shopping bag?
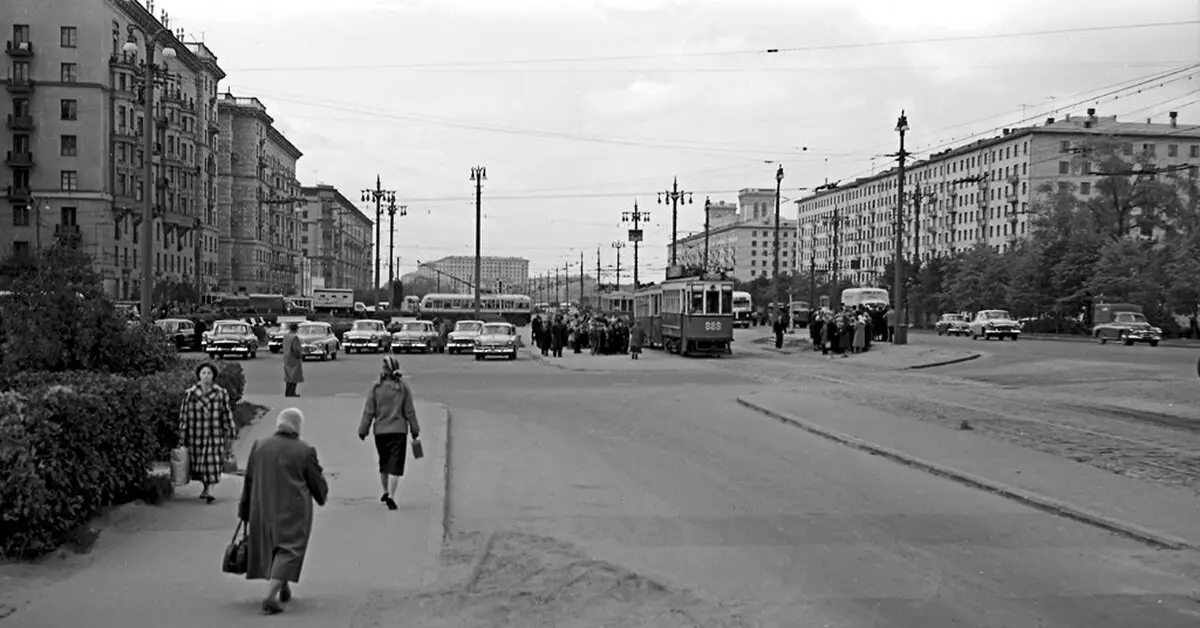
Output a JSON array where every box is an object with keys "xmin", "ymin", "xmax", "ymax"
[
  {"xmin": 411, "ymin": 437, "xmax": 424, "ymax": 460},
  {"xmin": 222, "ymin": 451, "xmax": 238, "ymax": 474},
  {"xmin": 170, "ymin": 447, "xmax": 190, "ymax": 486},
  {"xmin": 222, "ymin": 521, "xmax": 249, "ymax": 575}
]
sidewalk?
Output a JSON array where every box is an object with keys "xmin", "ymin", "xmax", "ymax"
[
  {"xmin": 908, "ymin": 327, "xmax": 1200, "ymax": 350},
  {"xmin": 6, "ymin": 394, "xmax": 448, "ymax": 627},
  {"xmin": 741, "ymin": 332, "xmax": 980, "ymax": 370},
  {"xmin": 737, "ymin": 390, "xmax": 1200, "ymax": 550}
]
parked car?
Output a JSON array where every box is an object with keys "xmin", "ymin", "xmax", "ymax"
[
  {"xmin": 343, "ymin": 319, "xmax": 392, "ymax": 353},
  {"xmin": 447, "ymin": 320, "xmax": 485, "ymax": 354},
  {"xmin": 391, "ymin": 320, "xmax": 438, "ymax": 354},
  {"xmin": 473, "ymin": 322, "xmax": 519, "ymax": 361},
  {"xmin": 205, "ymin": 320, "xmax": 259, "ymax": 359},
  {"xmin": 935, "ymin": 313, "xmax": 970, "ymax": 337},
  {"xmin": 267, "ymin": 316, "xmax": 310, "ymax": 353},
  {"xmin": 155, "ymin": 318, "xmax": 199, "ymax": 351},
  {"xmin": 297, "ymin": 322, "xmax": 340, "ymax": 360},
  {"xmin": 968, "ymin": 309, "xmax": 1021, "ymax": 341},
  {"xmin": 1093, "ymin": 307, "xmax": 1162, "ymax": 346}
]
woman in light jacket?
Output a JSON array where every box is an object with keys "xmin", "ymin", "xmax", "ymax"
[{"xmin": 359, "ymin": 356, "xmax": 421, "ymax": 510}]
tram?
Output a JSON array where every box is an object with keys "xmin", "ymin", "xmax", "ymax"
[
  {"xmin": 596, "ymin": 290, "xmax": 634, "ymax": 316},
  {"xmin": 417, "ymin": 293, "xmax": 532, "ymax": 325},
  {"xmin": 634, "ymin": 273, "xmax": 734, "ymax": 356}
]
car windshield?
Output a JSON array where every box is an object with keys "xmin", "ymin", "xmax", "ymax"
[
  {"xmin": 400, "ymin": 322, "xmax": 429, "ymax": 332},
  {"xmin": 946, "ymin": 315, "xmax": 965, "ymax": 321},
  {"xmin": 482, "ymin": 324, "xmax": 511, "ymax": 335},
  {"xmin": 980, "ymin": 310, "xmax": 1011, "ymax": 320},
  {"xmin": 213, "ymin": 323, "xmax": 248, "ymax": 335},
  {"xmin": 455, "ymin": 322, "xmax": 482, "ymax": 332},
  {"xmin": 1115, "ymin": 313, "xmax": 1148, "ymax": 323},
  {"xmin": 352, "ymin": 321, "xmax": 381, "ymax": 331},
  {"xmin": 298, "ymin": 324, "xmax": 327, "ymax": 336}
]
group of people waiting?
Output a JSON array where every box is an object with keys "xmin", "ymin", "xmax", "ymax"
[
  {"xmin": 807, "ymin": 304, "xmax": 897, "ymax": 355},
  {"xmin": 530, "ymin": 312, "xmax": 645, "ymax": 359}
]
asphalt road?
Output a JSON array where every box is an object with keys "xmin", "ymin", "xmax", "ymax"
[{"xmin": 236, "ymin": 348, "xmax": 1200, "ymax": 627}]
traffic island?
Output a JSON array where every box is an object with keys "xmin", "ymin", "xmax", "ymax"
[
  {"xmin": 736, "ymin": 390, "xmax": 1200, "ymax": 551},
  {"xmin": 745, "ymin": 334, "xmax": 980, "ymax": 369}
]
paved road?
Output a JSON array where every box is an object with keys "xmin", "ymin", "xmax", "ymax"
[{"xmin": 236, "ymin": 347, "xmax": 1200, "ymax": 626}]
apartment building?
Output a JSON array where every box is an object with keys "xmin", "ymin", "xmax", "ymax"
[
  {"xmin": 793, "ymin": 109, "xmax": 1200, "ymax": 287},
  {"xmin": 298, "ymin": 183, "xmax": 373, "ymax": 291},
  {"xmin": 670, "ymin": 190, "xmax": 798, "ymax": 281},
  {"xmin": 2, "ymin": 0, "xmax": 225, "ymax": 299},
  {"xmin": 214, "ymin": 92, "xmax": 303, "ymax": 294},
  {"xmin": 415, "ymin": 255, "xmax": 530, "ymax": 294}
]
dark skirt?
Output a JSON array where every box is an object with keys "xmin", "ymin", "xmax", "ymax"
[{"xmin": 374, "ymin": 433, "xmax": 408, "ymax": 476}]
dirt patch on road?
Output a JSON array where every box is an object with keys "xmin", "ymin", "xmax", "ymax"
[{"xmin": 359, "ymin": 531, "xmax": 752, "ymax": 627}]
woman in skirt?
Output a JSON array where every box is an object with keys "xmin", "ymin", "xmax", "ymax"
[
  {"xmin": 179, "ymin": 362, "xmax": 235, "ymax": 504},
  {"xmin": 358, "ymin": 356, "xmax": 422, "ymax": 510}
]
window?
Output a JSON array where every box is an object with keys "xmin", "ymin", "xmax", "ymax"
[
  {"xmin": 1060, "ymin": 141, "xmax": 1070, "ymax": 153},
  {"xmin": 12, "ymin": 97, "xmax": 30, "ymax": 116},
  {"xmin": 12, "ymin": 25, "xmax": 30, "ymax": 42},
  {"xmin": 1192, "ymin": 146, "xmax": 1200, "ymax": 158},
  {"xmin": 1080, "ymin": 182, "xmax": 1091, "ymax": 195},
  {"xmin": 60, "ymin": 207, "xmax": 77, "ymax": 226},
  {"xmin": 11, "ymin": 61, "xmax": 29, "ymax": 81},
  {"xmin": 12, "ymin": 204, "xmax": 30, "ymax": 226},
  {"xmin": 1058, "ymin": 161, "xmax": 1070, "ymax": 175},
  {"xmin": 60, "ymin": 134, "xmax": 77, "ymax": 156},
  {"xmin": 13, "ymin": 241, "xmax": 31, "ymax": 259},
  {"xmin": 60, "ymin": 170, "xmax": 78, "ymax": 191},
  {"xmin": 60, "ymin": 63, "xmax": 78, "ymax": 83},
  {"xmin": 60, "ymin": 99, "xmax": 77, "ymax": 120},
  {"xmin": 1168, "ymin": 144, "xmax": 1178, "ymax": 157},
  {"xmin": 60, "ymin": 26, "xmax": 77, "ymax": 48}
]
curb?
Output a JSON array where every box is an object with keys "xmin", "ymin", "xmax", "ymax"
[
  {"xmin": 911, "ymin": 329, "xmax": 1200, "ymax": 351},
  {"xmin": 907, "ymin": 352, "xmax": 982, "ymax": 370},
  {"xmin": 734, "ymin": 395, "xmax": 1195, "ymax": 551},
  {"xmin": 420, "ymin": 403, "xmax": 451, "ymax": 590}
]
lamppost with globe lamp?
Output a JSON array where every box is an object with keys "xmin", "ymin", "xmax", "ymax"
[{"xmin": 122, "ymin": 18, "xmax": 177, "ymax": 322}]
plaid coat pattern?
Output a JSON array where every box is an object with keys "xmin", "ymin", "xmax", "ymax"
[{"xmin": 179, "ymin": 384, "xmax": 235, "ymax": 485}]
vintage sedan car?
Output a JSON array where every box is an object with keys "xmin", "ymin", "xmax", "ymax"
[
  {"xmin": 935, "ymin": 313, "xmax": 970, "ymax": 337},
  {"xmin": 205, "ymin": 320, "xmax": 259, "ymax": 359},
  {"xmin": 447, "ymin": 320, "xmax": 485, "ymax": 354},
  {"xmin": 392, "ymin": 320, "xmax": 438, "ymax": 354},
  {"xmin": 267, "ymin": 316, "xmax": 310, "ymax": 353},
  {"xmin": 343, "ymin": 319, "xmax": 392, "ymax": 353},
  {"xmin": 297, "ymin": 322, "xmax": 339, "ymax": 360},
  {"xmin": 1093, "ymin": 311, "xmax": 1162, "ymax": 346},
  {"xmin": 968, "ymin": 309, "xmax": 1021, "ymax": 341},
  {"xmin": 156, "ymin": 318, "xmax": 199, "ymax": 351},
  {"xmin": 473, "ymin": 322, "xmax": 519, "ymax": 361}
]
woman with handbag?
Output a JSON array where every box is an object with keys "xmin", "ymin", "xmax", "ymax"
[
  {"xmin": 359, "ymin": 356, "xmax": 421, "ymax": 511},
  {"xmin": 178, "ymin": 362, "xmax": 235, "ymax": 504}
]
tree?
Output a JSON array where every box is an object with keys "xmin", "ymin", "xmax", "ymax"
[{"xmin": 946, "ymin": 244, "xmax": 1009, "ymax": 312}]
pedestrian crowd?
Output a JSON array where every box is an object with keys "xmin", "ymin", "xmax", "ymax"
[
  {"xmin": 530, "ymin": 311, "xmax": 646, "ymax": 359},
  {"xmin": 807, "ymin": 304, "xmax": 898, "ymax": 356}
]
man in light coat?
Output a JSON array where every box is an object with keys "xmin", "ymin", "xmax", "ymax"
[
  {"xmin": 282, "ymin": 322, "xmax": 304, "ymax": 397},
  {"xmin": 239, "ymin": 408, "xmax": 328, "ymax": 615}
]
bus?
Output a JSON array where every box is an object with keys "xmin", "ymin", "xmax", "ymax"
[
  {"xmin": 731, "ymin": 291, "xmax": 753, "ymax": 328},
  {"xmin": 635, "ymin": 275, "xmax": 734, "ymax": 356},
  {"xmin": 418, "ymin": 293, "xmax": 533, "ymax": 326},
  {"xmin": 399, "ymin": 295, "xmax": 421, "ymax": 316},
  {"xmin": 841, "ymin": 287, "xmax": 890, "ymax": 311}
]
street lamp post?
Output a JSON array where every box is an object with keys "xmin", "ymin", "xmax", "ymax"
[
  {"xmin": 361, "ymin": 176, "xmax": 396, "ymax": 305},
  {"xmin": 122, "ymin": 18, "xmax": 177, "ymax": 322},
  {"xmin": 772, "ymin": 165, "xmax": 784, "ymax": 311},
  {"xmin": 658, "ymin": 177, "xmax": 693, "ymax": 268},
  {"xmin": 621, "ymin": 201, "xmax": 649, "ymax": 289},
  {"xmin": 702, "ymin": 197, "xmax": 712, "ymax": 273},
  {"xmin": 893, "ymin": 111, "xmax": 910, "ymax": 345},
  {"xmin": 611, "ymin": 241, "xmax": 625, "ymax": 290},
  {"xmin": 386, "ymin": 201, "xmax": 407, "ymax": 301},
  {"xmin": 470, "ymin": 166, "xmax": 487, "ymax": 318}
]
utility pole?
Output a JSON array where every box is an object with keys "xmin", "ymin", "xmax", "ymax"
[
  {"xmin": 808, "ymin": 227, "xmax": 817, "ymax": 308},
  {"xmin": 892, "ymin": 111, "xmax": 910, "ymax": 345},
  {"xmin": 564, "ymin": 260, "xmax": 570, "ymax": 302},
  {"xmin": 773, "ymin": 165, "xmax": 784, "ymax": 309},
  {"xmin": 612, "ymin": 241, "xmax": 625, "ymax": 290},
  {"xmin": 579, "ymin": 251, "xmax": 584, "ymax": 306},
  {"xmin": 555, "ymin": 267, "xmax": 560, "ymax": 303},
  {"xmin": 824, "ymin": 207, "xmax": 848, "ymax": 305},
  {"xmin": 361, "ymin": 175, "xmax": 396, "ymax": 305},
  {"xmin": 702, "ymin": 197, "xmax": 712, "ymax": 273},
  {"xmin": 658, "ymin": 177, "xmax": 693, "ymax": 267},
  {"xmin": 387, "ymin": 200, "xmax": 407, "ymax": 301},
  {"xmin": 596, "ymin": 246, "xmax": 602, "ymax": 293},
  {"xmin": 470, "ymin": 166, "xmax": 487, "ymax": 318},
  {"xmin": 621, "ymin": 201, "xmax": 649, "ymax": 289},
  {"xmin": 911, "ymin": 184, "xmax": 921, "ymax": 265}
]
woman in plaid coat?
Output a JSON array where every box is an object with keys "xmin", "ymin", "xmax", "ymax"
[{"xmin": 179, "ymin": 362, "xmax": 236, "ymax": 504}]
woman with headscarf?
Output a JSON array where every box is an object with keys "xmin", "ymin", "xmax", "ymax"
[
  {"xmin": 239, "ymin": 408, "xmax": 329, "ymax": 615},
  {"xmin": 177, "ymin": 362, "xmax": 235, "ymax": 504},
  {"xmin": 359, "ymin": 356, "xmax": 422, "ymax": 511}
]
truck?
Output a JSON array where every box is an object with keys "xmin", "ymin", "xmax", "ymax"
[
  {"xmin": 788, "ymin": 300, "xmax": 812, "ymax": 328},
  {"xmin": 312, "ymin": 288, "xmax": 355, "ymax": 313}
]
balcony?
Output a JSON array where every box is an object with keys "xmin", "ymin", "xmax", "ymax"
[
  {"xmin": 6, "ymin": 114, "xmax": 33, "ymax": 130},
  {"xmin": 5, "ymin": 40, "xmax": 33, "ymax": 57},
  {"xmin": 55, "ymin": 224, "xmax": 82, "ymax": 246},
  {"xmin": 4, "ymin": 76, "xmax": 33, "ymax": 93},
  {"xmin": 5, "ymin": 150, "xmax": 33, "ymax": 168},
  {"xmin": 109, "ymin": 51, "xmax": 138, "ymax": 69},
  {"xmin": 159, "ymin": 208, "xmax": 192, "ymax": 229},
  {"xmin": 5, "ymin": 185, "xmax": 31, "ymax": 202}
]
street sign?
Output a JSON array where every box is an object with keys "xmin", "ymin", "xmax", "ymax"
[{"xmin": 628, "ymin": 228, "xmax": 643, "ymax": 243}]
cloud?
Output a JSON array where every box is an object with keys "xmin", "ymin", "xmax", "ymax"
[{"xmin": 586, "ymin": 79, "xmax": 682, "ymax": 117}]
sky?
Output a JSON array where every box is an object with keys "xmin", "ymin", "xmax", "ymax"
[{"xmin": 155, "ymin": 0, "xmax": 1200, "ymax": 283}]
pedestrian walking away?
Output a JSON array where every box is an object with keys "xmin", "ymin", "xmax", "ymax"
[
  {"xmin": 359, "ymin": 356, "xmax": 422, "ymax": 511},
  {"xmin": 282, "ymin": 322, "xmax": 304, "ymax": 397},
  {"xmin": 629, "ymin": 319, "xmax": 645, "ymax": 360},
  {"xmin": 178, "ymin": 362, "xmax": 235, "ymax": 504},
  {"xmin": 239, "ymin": 408, "xmax": 329, "ymax": 615}
]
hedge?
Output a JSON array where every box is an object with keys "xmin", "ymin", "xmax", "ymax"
[{"xmin": 0, "ymin": 359, "xmax": 246, "ymax": 559}]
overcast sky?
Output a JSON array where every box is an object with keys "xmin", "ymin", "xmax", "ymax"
[{"xmin": 158, "ymin": 0, "xmax": 1199, "ymax": 281}]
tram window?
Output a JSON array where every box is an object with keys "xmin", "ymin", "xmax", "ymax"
[
  {"xmin": 690, "ymin": 290, "xmax": 704, "ymax": 313},
  {"xmin": 720, "ymin": 290, "xmax": 733, "ymax": 314},
  {"xmin": 705, "ymin": 289, "xmax": 720, "ymax": 315}
]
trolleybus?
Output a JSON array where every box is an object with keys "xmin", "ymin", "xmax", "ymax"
[
  {"xmin": 634, "ymin": 274, "xmax": 734, "ymax": 356},
  {"xmin": 417, "ymin": 293, "xmax": 532, "ymax": 325},
  {"xmin": 732, "ymin": 291, "xmax": 753, "ymax": 328}
]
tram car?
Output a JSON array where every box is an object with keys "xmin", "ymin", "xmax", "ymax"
[
  {"xmin": 417, "ymin": 293, "xmax": 533, "ymax": 326},
  {"xmin": 596, "ymin": 290, "xmax": 634, "ymax": 316},
  {"xmin": 634, "ymin": 274, "xmax": 735, "ymax": 356}
]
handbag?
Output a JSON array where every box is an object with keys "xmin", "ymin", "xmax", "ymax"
[
  {"xmin": 222, "ymin": 520, "xmax": 249, "ymax": 575},
  {"xmin": 411, "ymin": 437, "xmax": 424, "ymax": 460},
  {"xmin": 170, "ymin": 447, "xmax": 190, "ymax": 486}
]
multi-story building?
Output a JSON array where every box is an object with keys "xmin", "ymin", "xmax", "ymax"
[
  {"xmin": 2, "ymin": 0, "xmax": 225, "ymax": 299},
  {"xmin": 795, "ymin": 109, "xmax": 1200, "ymax": 287},
  {"xmin": 669, "ymin": 190, "xmax": 798, "ymax": 281},
  {"xmin": 415, "ymin": 255, "xmax": 529, "ymax": 294},
  {"xmin": 298, "ymin": 183, "xmax": 372, "ymax": 292},
  {"xmin": 214, "ymin": 92, "xmax": 303, "ymax": 295}
]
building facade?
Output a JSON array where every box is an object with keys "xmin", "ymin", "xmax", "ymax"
[
  {"xmin": 415, "ymin": 255, "xmax": 529, "ymax": 294},
  {"xmin": 298, "ymin": 183, "xmax": 372, "ymax": 291},
  {"xmin": 669, "ymin": 190, "xmax": 798, "ymax": 281},
  {"xmin": 2, "ymin": 0, "xmax": 225, "ymax": 299},
  {"xmin": 794, "ymin": 109, "xmax": 1200, "ymax": 287},
  {"xmin": 214, "ymin": 92, "xmax": 303, "ymax": 295}
]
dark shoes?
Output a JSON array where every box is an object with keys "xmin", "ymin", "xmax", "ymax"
[
  {"xmin": 381, "ymin": 493, "xmax": 397, "ymax": 510},
  {"xmin": 262, "ymin": 584, "xmax": 291, "ymax": 614},
  {"xmin": 280, "ymin": 583, "xmax": 292, "ymax": 603}
]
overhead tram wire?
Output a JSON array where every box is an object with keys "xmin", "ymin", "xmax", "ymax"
[{"xmin": 227, "ymin": 20, "xmax": 1199, "ymax": 73}]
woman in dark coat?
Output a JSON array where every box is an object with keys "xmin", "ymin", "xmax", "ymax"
[
  {"xmin": 239, "ymin": 408, "xmax": 328, "ymax": 615},
  {"xmin": 178, "ymin": 362, "xmax": 235, "ymax": 504},
  {"xmin": 282, "ymin": 322, "xmax": 304, "ymax": 397},
  {"xmin": 629, "ymin": 320, "xmax": 644, "ymax": 360}
]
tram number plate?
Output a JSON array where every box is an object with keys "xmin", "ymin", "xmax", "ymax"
[{"xmin": 704, "ymin": 321, "xmax": 722, "ymax": 332}]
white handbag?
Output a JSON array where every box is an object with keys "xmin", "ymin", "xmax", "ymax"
[{"xmin": 170, "ymin": 446, "xmax": 190, "ymax": 486}]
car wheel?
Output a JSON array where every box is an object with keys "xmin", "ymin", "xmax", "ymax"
[
  {"xmin": 1149, "ymin": 340, "xmax": 1159, "ymax": 347},
  {"xmin": 508, "ymin": 351, "xmax": 517, "ymax": 360},
  {"xmin": 271, "ymin": 348, "xmax": 281, "ymax": 354},
  {"xmin": 250, "ymin": 350, "xmax": 257, "ymax": 359},
  {"xmin": 331, "ymin": 350, "xmax": 338, "ymax": 360},
  {"xmin": 1011, "ymin": 335, "xmax": 1018, "ymax": 341},
  {"xmin": 475, "ymin": 354, "xmax": 484, "ymax": 361}
]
